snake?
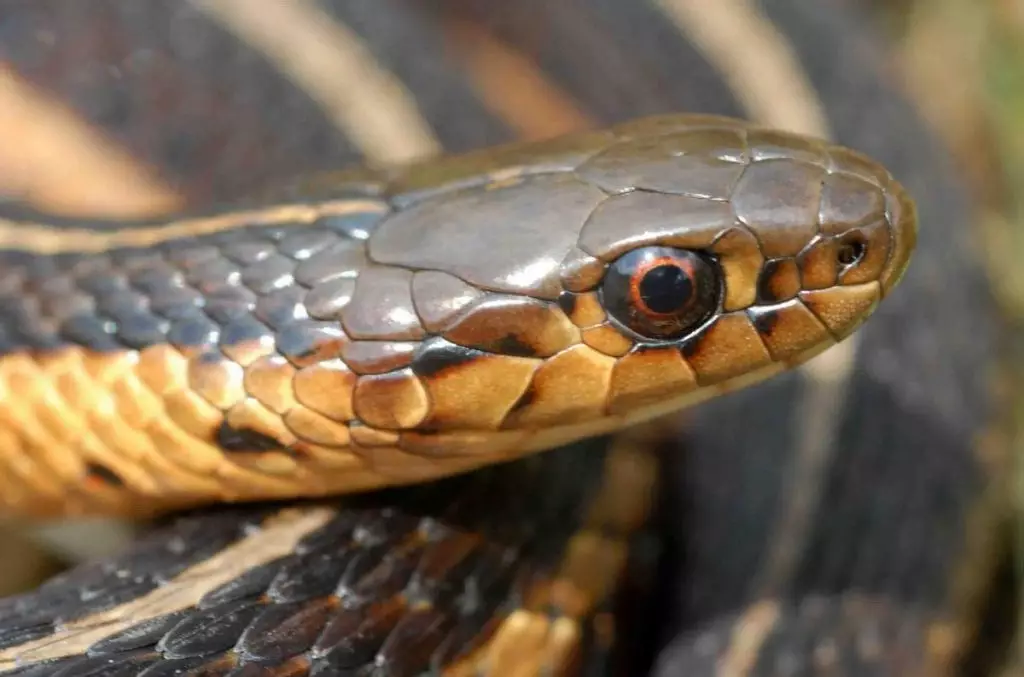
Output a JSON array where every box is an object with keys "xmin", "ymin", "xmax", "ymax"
[{"xmin": 0, "ymin": 114, "xmax": 917, "ymax": 675}]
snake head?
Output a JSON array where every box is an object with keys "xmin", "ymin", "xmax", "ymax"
[{"xmin": 360, "ymin": 116, "xmax": 917, "ymax": 457}]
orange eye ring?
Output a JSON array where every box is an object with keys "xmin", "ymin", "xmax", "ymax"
[{"xmin": 601, "ymin": 246, "xmax": 720, "ymax": 341}]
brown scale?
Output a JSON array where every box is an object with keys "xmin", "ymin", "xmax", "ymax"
[
  {"xmin": 576, "ymin": 127, "xmax": 749, "ymax": 199},
  {"xmin": 558, "ymin": 246, "xmax": 606, "ymax": 293},
  {"xmin": 340, "ymin": 267, "xmax": 424, "ymax": 341},
  {"xmin": 747, "ymin": 300, "xmax": 833, "ymax": 363},
  {"xmin": 441, "ymin": 295, "xmax": 580, "ymax": 358},
  {"xmin": 410, "ymin": 270, "xmax": 484, "ymax": 331},
  {"xmin": 340, "ymin": 340, "xmax": 418, "ymax": 375},
  {"xmin": 731, "ymin": 158, "xmax": 826, "ymax": 259},
  {"xmin": 578, "ymin": 191, "xmax": 736, "ymax": 262},
  {"xmin": 303, "ymin": 276, "xmax": 355, "ymax": 321},
  {"xmin": 797, "ymin": 236, "xmax": 841, "ymax": 290},
  {"xmin": 757, "ymin": 258, "xmax": 802, "ymax": 303},
  {"xmin": 371, "ymin": 174, "xmax": 607, "ymax": 299}
]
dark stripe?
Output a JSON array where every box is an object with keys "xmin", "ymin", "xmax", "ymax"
[
  {"xmin": 436, "ymin": 0, "xmax": 745, "ymax": 125},
  {"xmin": 0, "ymin": 0, "xmax": 358, "ymax": 206},
  {"xmin": 321, "ymin": 0, "xmax": 515, "ymax": 152}
]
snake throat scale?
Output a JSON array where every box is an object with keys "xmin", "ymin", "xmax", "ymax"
[{"xmin": 0, "ymin": 115, "xmax": 915, "ymax": 675}]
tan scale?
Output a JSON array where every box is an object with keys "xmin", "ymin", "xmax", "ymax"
[
  {"xmin": 283, "ymin": 407, "xmax": 352, "ymax": 447},
  {"xmin": 293, "ymin": 359, "xmax": 358, "ymax": 421},
  {"xmin": 560, "ymin": 291, "xmax": 606, "ymax": 328},
  {"xmin": 186, "ymin": 354, "xmax": 247, "ymax": 411},
  {"xmin": 352, "ymin": 368, "xmax": 431, "ymax": 430},
  {"xmin": 710, "ymin": 226, "xmax": 764, "ymax": 310},
  {"xmin": 607, "ymin": 346, "xmax": 699, "ymax": 414},
  {"xmin": 163, "ymin": 389, "xmax": 223, "ymax": 439},
  {"xmin": 225, "ymin": 398, "xmax": 299, "ymax": 450},
  {"xmin": 748, "ymin": 300, "xmax": 833, "ymax": 363},
  {"xmin": 684, "ymin": 312, "xmax": 774, "ymax": 384},
  {"xmin": 418, "ymin": 349, "xmax": 541, "ymax": 430},
  {"xmin": 502, "ymin": 344, "xmax": 617, "ymax": 429},
  {"xmin": 581, "ymin": 323, "xmax": 634, "ymax": 357},
  {"xmin": 799, "ymin": 283, "xmax": 881, "ymax": 340},
  {"xmin": 242, "ymin": 354, "xmax": 298, "ymax": 414}
]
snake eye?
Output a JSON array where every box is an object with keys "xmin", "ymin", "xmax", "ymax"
[{"xmin": 601, "ymin": 246, "xmax": 720, "ymax": 340}]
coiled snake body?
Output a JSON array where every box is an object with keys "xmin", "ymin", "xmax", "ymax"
[{"xmin": 0, "ymin": 116, "xmax": 915, "ymax": 674}]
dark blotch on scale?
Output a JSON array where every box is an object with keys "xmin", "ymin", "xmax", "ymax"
[
  {"xmin": 85, "ymin": 463, "xmax": 125, "ymax": 487},
  {"xmin": 216, "ymin": 422, "xmax": 287, "ymax": 453},
  {"xmin": 747, "ymin": 306, "xmax": 781, "ymax": 335},
  {"xmin": 411, "ymin": 337, "xmax": 483, "ymax": 378}
]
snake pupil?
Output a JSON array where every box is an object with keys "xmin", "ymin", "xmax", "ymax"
[{"xmin": 639, "ymin": 264, "xmax": 692, "ymax": 314}]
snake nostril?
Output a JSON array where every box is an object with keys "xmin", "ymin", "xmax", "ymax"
[{"xmin": 836, "ymin": 237, "xmax": 867, "ymax": 267}]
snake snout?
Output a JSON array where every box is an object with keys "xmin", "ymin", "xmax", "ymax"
[{"xmin": 879, "ymin": 177, "xmax": 917, "ymax": 298}]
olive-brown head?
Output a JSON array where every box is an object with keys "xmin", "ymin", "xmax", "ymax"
[{"xmin": 363, "ymin": 115, "xmax": 916, "ymax": 457}]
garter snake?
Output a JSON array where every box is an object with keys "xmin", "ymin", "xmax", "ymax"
[{"xmin": 0, "ymin": 115, "xmax": 915, "ymax": 674}]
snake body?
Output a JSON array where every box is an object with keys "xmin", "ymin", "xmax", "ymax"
[{"xmin": 0, "ymin": 115, "xmax": 915, "ymax": 674}]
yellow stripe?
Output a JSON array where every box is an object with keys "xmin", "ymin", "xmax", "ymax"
[
  {"xmin": 651, "ymin": 0, "xmax": 829, "ymax": 137},
  {"xmin": 0, "ymin": 199, "xmax": 386, "ymax": 254},
  {"xmin": 0, "ymin": 506, "xmax": 334, "ymax": 667},
  {"xmin": 0, "ymin": 65, "xmax": 181, "ymax": 218},
  {"xmin": 190, "ymin": 0, "xmax": 441, "ymax": 165},
  {"xmin": 443, "ymin": 17, "xmax": 596, "ymax": 140},
  {"xmin": 716, "ymin": 600, "xmax": 781, "ymax": 676}
]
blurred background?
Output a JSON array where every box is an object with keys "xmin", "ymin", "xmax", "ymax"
[{"xmin": 0, "ymin": 0, "xmax": 1019, "ymax": 675}]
